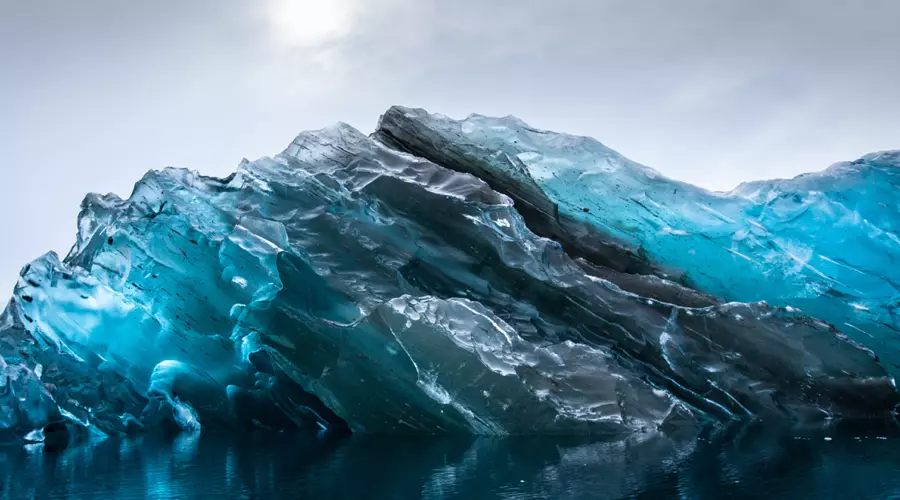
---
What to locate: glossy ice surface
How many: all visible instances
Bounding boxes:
[378,107,900,372]
[1,107,897,444]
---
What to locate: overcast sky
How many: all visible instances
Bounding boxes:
[2,0,899,294]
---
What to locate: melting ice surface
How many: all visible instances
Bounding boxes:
[1,106,899,444]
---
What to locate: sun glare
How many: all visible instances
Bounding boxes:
[266,0,356,48]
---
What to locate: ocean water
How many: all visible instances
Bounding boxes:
[1,423,899,499]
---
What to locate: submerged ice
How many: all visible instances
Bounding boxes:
[1,107,898,443]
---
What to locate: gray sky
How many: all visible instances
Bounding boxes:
[2,0,899,295]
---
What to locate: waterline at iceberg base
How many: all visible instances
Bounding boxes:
[2,106,899,447]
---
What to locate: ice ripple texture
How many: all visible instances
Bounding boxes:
[1,107,898,443]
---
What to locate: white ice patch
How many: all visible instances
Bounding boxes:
[418,373,453,405]
[172,398,202,433]
[694,203,737,224]
[660,226,689,236]
[516,151,541,162]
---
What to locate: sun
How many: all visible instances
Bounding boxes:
[266,0,356,48]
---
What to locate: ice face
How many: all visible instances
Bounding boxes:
[376,107,900,375]
[0,112,897,442]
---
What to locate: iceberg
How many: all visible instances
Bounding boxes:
[0,107,897,442]
[376,107,900,374]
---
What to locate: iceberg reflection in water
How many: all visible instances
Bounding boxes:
[1,423,899,499]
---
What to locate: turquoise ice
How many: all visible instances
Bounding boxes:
[378,107,900,373]
[0,108,897,444]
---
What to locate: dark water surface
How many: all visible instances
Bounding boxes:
[2,423,900,499]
